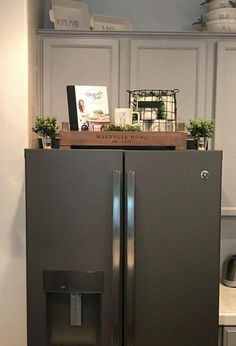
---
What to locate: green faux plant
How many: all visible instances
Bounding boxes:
[187,118,214,139]
[192,14,207,26]
[103,124,141,132]
[32,116,58,138]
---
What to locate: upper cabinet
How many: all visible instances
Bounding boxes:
[130,39,207,124]
[215,41,236,216]
[39,36,119,124]
[37,31,236,215]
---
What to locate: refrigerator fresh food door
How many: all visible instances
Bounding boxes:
[124,151,222,346]
[25,149,122,346]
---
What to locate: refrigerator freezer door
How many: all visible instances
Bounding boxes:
[25,149,123,346]
[124,151,222,346]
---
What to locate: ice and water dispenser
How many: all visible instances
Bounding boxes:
[44,270,103,346]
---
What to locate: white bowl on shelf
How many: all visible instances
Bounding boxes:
[204,0,232,11]
[206,8,236,20]
[206,19,236,31]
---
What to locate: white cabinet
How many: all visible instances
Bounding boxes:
[38,33,209,127]
[223,327,236,346]
[37,32,236,215]
[39,37,119,124]
[215,41,236,216]
[130,39,208,124]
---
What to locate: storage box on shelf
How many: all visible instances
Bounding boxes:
[59,130,187,150]
[59,123,187,150]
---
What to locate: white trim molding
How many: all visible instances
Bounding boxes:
[215,41,236,216]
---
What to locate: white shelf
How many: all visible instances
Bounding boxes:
[37,29,236,39]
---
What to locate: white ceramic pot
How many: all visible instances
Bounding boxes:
[206,8,236,20]
[206,19,236,31]
[204,0,232,12]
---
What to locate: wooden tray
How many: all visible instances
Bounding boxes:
[59,130,187,150]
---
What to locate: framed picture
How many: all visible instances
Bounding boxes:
[67,85,110,131]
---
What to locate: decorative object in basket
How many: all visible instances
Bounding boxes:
[67,85,110,131]
[128,89,179,132]
[49,0,90,30]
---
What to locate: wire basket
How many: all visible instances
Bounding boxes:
[127,89,179,132]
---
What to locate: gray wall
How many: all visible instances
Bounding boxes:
[44,0,203,31]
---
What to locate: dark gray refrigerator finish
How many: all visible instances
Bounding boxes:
[25,150,222,346]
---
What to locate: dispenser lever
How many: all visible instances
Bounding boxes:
[70,293,82,326]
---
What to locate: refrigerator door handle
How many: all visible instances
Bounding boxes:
[112,170,121,346]
[126,171,135,346]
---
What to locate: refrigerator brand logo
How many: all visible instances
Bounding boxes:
[96,133,148,144]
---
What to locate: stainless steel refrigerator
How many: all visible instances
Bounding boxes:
[25,149,222,346]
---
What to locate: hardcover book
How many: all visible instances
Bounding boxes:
[67,85,110,131]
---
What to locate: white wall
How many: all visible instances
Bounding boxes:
[0,0,43,345]
[44,0,203,31]
[28,0,44,146]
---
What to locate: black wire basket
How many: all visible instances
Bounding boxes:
[127,89,179,132]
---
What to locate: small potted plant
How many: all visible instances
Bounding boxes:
[32,116,58,149]
[192,14,207,31]
[187,118,214,150]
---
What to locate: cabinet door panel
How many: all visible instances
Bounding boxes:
[40,37,119,123]
[130,39,207,124]
[215,41,236,215]
[224,327,236,346]
[125,151,222,346]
